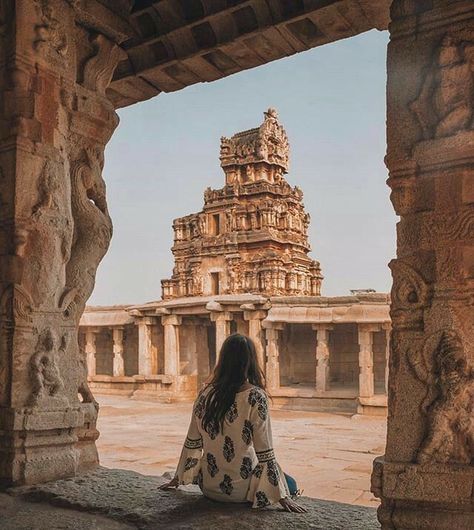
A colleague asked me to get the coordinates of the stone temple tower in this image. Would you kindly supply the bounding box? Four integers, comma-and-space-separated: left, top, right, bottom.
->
161, 109, 323, 299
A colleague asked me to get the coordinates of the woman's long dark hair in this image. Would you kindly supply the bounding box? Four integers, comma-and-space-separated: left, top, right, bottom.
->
202, 333, 265, 434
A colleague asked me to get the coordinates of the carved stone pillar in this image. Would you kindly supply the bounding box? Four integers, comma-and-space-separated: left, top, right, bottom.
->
372, 2, 474, 528
383, 324, 391, 395
162, 315, 182, 376
112, 327, 124, 377
211, 311, 232, 360
312, 324, 332, 392
243, 309, 267, 373
358, 324, 377, 399
137, 318, 155, 376
263, 323, 283, 391
84, 329, 97, 377
0, 1, 131, 486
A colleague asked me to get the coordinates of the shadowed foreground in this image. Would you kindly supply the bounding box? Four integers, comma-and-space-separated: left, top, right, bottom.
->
4, 467, 379, 529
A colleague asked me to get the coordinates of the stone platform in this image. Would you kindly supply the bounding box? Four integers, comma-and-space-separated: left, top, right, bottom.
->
4, 467, 379, 529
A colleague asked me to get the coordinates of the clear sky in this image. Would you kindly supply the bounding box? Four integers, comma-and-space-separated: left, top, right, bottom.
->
90, 29, 394, 306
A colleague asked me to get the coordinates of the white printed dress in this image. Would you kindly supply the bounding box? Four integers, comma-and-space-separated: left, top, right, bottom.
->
175, 385, 290, 508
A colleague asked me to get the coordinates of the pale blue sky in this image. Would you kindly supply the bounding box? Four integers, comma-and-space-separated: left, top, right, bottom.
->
90, 29, 394, 306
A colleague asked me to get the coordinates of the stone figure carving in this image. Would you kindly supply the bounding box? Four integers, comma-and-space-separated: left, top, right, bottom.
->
408, 331, 474, 465
33, 160, 61, 214
0, 284, 34, 324
30, 159, 73, 308
411, 35, 474, 140
64, 147, 112, 320
389, 260, 432, 330
30, 329, 67, 408
78, 352, 99, 410
82, 34, 126, 95
33, 0, 68, 56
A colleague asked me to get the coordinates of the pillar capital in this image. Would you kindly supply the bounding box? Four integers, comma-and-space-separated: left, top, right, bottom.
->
210, 311, 232, 323
357, 323, 382, 333
137, 316, 157, 326
243, 309, 267, 321
161, 314, 182, 327
311, 322, 333, 329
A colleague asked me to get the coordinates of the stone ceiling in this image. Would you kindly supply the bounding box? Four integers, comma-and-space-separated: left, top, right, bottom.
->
107, 0, 391, 108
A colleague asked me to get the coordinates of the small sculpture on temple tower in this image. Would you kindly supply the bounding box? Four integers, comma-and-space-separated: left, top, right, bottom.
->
162, 109, 323, 299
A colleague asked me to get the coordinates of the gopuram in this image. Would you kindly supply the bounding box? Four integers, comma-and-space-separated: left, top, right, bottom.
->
161, 109, 323, 299
80, 111, 390, 418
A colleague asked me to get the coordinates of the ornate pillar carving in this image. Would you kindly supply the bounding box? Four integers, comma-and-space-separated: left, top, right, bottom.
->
243, 309, 267, 373
263, 323, 284, 391
84, 329, 97, 377
137, 318, 155, 376
162, 314, 182, 376
372, 2, 474, 528
0, 1, 131, 486
112, 327, 124, 377
312, 324, 333, 392
358, 324, 377, 399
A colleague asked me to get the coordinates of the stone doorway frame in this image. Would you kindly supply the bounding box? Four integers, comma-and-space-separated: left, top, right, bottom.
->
0, 2, 473, 529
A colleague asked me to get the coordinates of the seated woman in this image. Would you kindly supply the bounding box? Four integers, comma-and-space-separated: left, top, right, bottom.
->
159, 333, 306, 513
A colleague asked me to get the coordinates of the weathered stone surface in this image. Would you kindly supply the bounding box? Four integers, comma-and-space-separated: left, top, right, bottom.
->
0, 0, 130, 487
8, 467, 379, 530
372, 1, 474, 528
0, 492, 133, 530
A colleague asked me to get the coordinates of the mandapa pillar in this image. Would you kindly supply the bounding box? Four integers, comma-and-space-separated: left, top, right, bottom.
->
312, 324, 332, 392
84, 329, 97, 377
263, 323, 283, 391
357, 324, 376, 399
137, 318, 155, 376
211, 311, 232, 361
162, 314, 182, 376
0, 0, 131, 486
243, 310, 267, 374
372, 2, 474, 528
112, 327, 125, 377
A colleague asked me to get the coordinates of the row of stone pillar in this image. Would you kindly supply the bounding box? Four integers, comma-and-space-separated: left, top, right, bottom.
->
84, 317, 389, 399
83, 310, 267, 380
264, 322, 390, 396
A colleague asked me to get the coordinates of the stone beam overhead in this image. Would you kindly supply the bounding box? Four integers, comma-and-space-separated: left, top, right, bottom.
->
108, 0, 391, 107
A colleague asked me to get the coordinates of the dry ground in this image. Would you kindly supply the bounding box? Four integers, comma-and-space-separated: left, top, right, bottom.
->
96, 394, 386, 508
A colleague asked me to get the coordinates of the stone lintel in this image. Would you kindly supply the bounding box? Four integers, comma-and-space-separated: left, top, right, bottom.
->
312, 323, 334, 331
262, 320, 285, 330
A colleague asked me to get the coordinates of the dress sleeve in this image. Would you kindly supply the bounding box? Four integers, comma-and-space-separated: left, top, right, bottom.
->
246, 389, 290, 508
175, 401, 203, 486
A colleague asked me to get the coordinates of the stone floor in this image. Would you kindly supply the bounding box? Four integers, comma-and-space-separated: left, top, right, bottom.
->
5, 467, 380, 529
96, 394, 387, 507
1, 395, 386, 529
